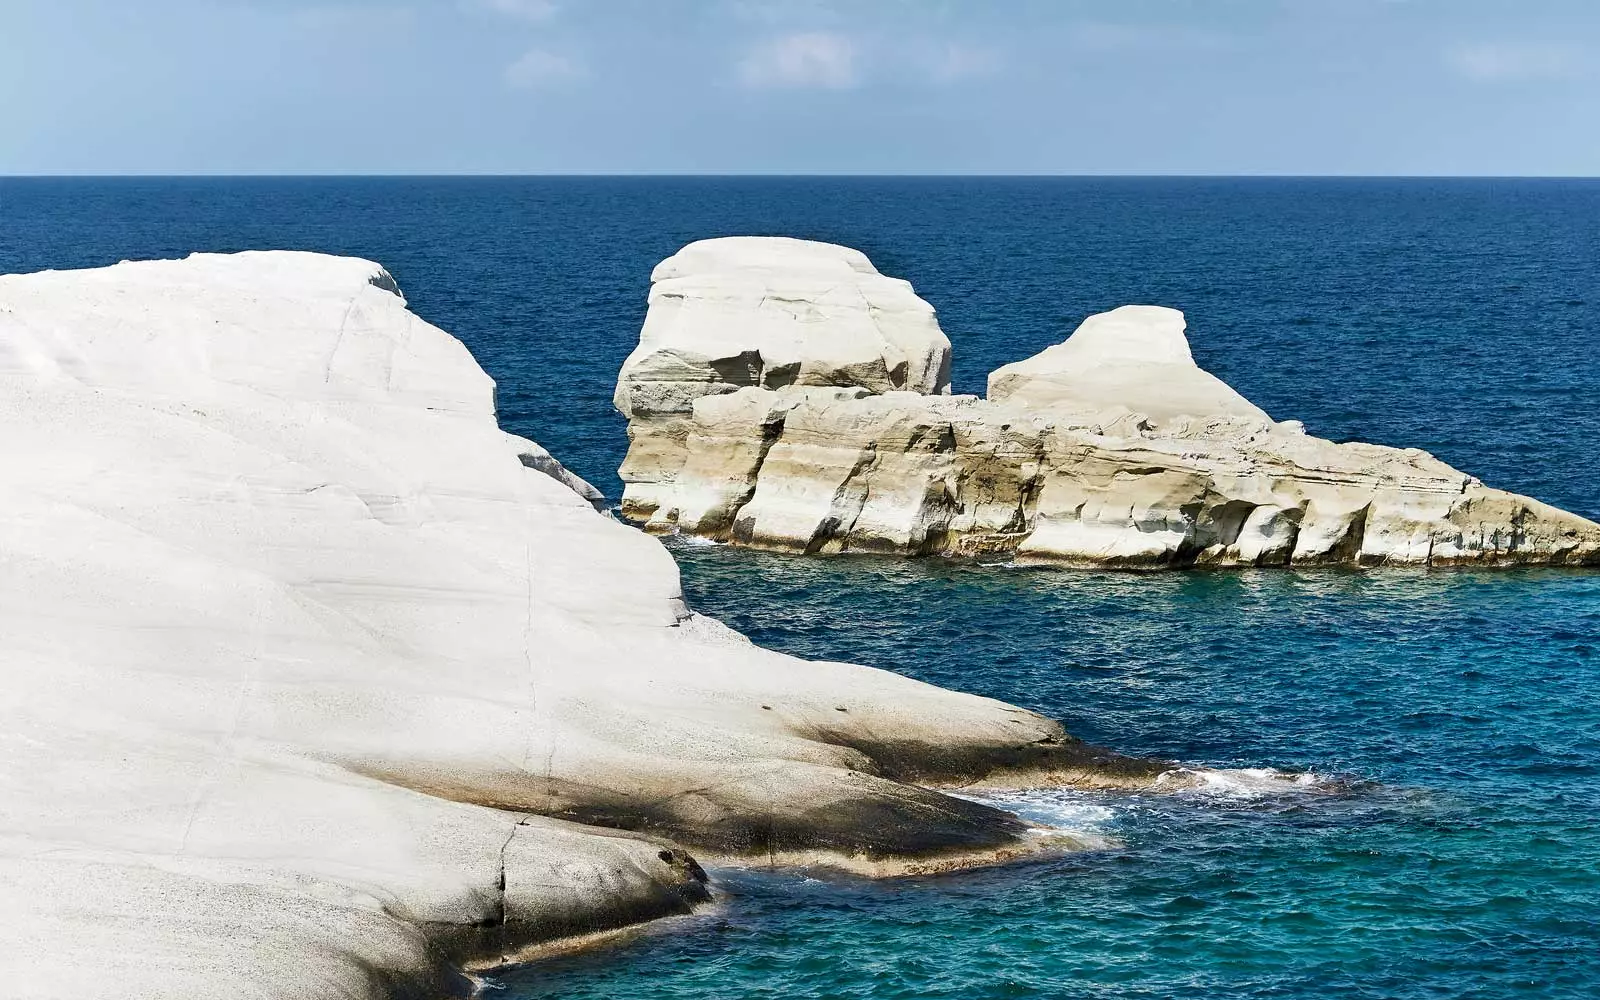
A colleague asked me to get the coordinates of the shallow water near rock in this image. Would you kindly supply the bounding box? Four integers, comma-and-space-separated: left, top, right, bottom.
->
4, 177, 1598, 999
531, 552, 1594, 1000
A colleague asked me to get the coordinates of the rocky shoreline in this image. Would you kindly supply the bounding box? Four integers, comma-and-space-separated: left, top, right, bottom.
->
0, 252, 1183, 999
615, 238, 1600, 567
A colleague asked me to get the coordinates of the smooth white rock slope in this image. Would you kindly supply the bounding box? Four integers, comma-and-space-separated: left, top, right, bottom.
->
0, 252, 1156, 1000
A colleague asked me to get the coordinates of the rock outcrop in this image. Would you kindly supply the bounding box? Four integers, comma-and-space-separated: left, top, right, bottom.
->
0, 252, 1164, 1000
615, 236, 951, 528
616, 242, 1600, 568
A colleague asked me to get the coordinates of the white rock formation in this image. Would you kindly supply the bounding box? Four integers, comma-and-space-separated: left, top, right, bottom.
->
987, 305, 1269, 424
0, 252, 1159, 1000
615, 237, 952, 528
617, 242, 1600, 567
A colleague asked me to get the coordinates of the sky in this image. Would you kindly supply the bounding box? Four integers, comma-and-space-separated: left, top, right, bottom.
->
2, 0, 1598, 175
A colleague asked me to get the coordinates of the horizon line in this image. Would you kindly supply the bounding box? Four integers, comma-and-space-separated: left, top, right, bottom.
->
4, 172, 1600, 181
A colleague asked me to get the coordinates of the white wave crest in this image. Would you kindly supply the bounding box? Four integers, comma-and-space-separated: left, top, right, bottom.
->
1154, 766, 1330, 800
958, 788, 1120, 849
667, 532, 725, 547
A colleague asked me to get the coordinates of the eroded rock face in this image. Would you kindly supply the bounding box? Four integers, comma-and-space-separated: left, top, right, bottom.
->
615, 237, 952, 528
0, 253, 1155, 1000
617, 246, 1600, 567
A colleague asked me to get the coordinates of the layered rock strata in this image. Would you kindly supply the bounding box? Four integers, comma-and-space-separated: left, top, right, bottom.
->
0, 252, 1165, 1000
616, 240, 1600, 567
615, 236, 952, 526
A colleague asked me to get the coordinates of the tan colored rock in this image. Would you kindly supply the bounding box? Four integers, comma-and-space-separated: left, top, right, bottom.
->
731, 391, 969, 554
617, 248, 1600, 568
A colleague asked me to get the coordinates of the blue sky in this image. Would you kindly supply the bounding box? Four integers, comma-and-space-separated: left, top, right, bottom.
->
3, 0, 1598, 174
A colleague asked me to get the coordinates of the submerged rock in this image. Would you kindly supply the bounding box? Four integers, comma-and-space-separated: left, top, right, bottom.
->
617, 241, 1600, 568
0, 252, 1160, 1000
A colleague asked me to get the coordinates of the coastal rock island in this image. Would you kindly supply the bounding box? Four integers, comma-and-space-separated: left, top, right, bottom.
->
0, 252, 1167, 999
616, 237, 1600, 567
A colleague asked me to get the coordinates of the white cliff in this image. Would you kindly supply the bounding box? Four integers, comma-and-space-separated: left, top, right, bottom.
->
616, 241, 1600, 568
0, 252, 1161, 1000
615, 236, 952, 528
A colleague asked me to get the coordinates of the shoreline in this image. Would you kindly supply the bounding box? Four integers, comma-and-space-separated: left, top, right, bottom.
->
0, 251, 1201, 1000
461, 904, 727, 990
663, 531, 1600, 575
462, 760, 1340, 990
458, 820, 1113, 990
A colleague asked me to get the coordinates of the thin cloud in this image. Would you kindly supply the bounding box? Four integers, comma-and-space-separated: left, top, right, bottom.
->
292, 3, 417, 30
1067, 21, 1233, 53
1444, 42, 1584, 82
503, 47, 583, 88
479, 0, 557, 21
739, 32, 858, 89
923, 41, 1000, 83
725, 0, 841, 24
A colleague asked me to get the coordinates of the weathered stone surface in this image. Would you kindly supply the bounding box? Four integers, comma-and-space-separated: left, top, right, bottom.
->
616, 237, 952, 524
987, 304, 1269, 425
618, 244, 1600, 568
0, 252, 1162, 1000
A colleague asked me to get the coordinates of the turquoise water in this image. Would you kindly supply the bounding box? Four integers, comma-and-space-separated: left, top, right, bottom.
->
490, 556, 1600, 999
3, 177, 1597, 998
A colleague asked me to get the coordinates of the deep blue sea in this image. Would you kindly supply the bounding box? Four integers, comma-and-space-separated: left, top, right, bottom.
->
3, 177, 1597, 999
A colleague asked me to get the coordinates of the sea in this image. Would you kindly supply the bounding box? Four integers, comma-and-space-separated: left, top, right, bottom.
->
3, 177, 1597, 999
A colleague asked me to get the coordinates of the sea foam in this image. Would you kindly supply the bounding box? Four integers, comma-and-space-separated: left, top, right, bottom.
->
1155, 766, 1334, 800
958, 788, 1121, 849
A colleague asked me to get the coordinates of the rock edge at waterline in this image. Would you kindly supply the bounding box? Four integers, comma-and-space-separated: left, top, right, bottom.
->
0, 251, 1173, 1000
615, 237, 1600, 568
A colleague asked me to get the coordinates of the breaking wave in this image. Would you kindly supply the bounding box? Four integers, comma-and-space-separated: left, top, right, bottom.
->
1153, 765, 1346, 800
958, 788, 1121, 848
